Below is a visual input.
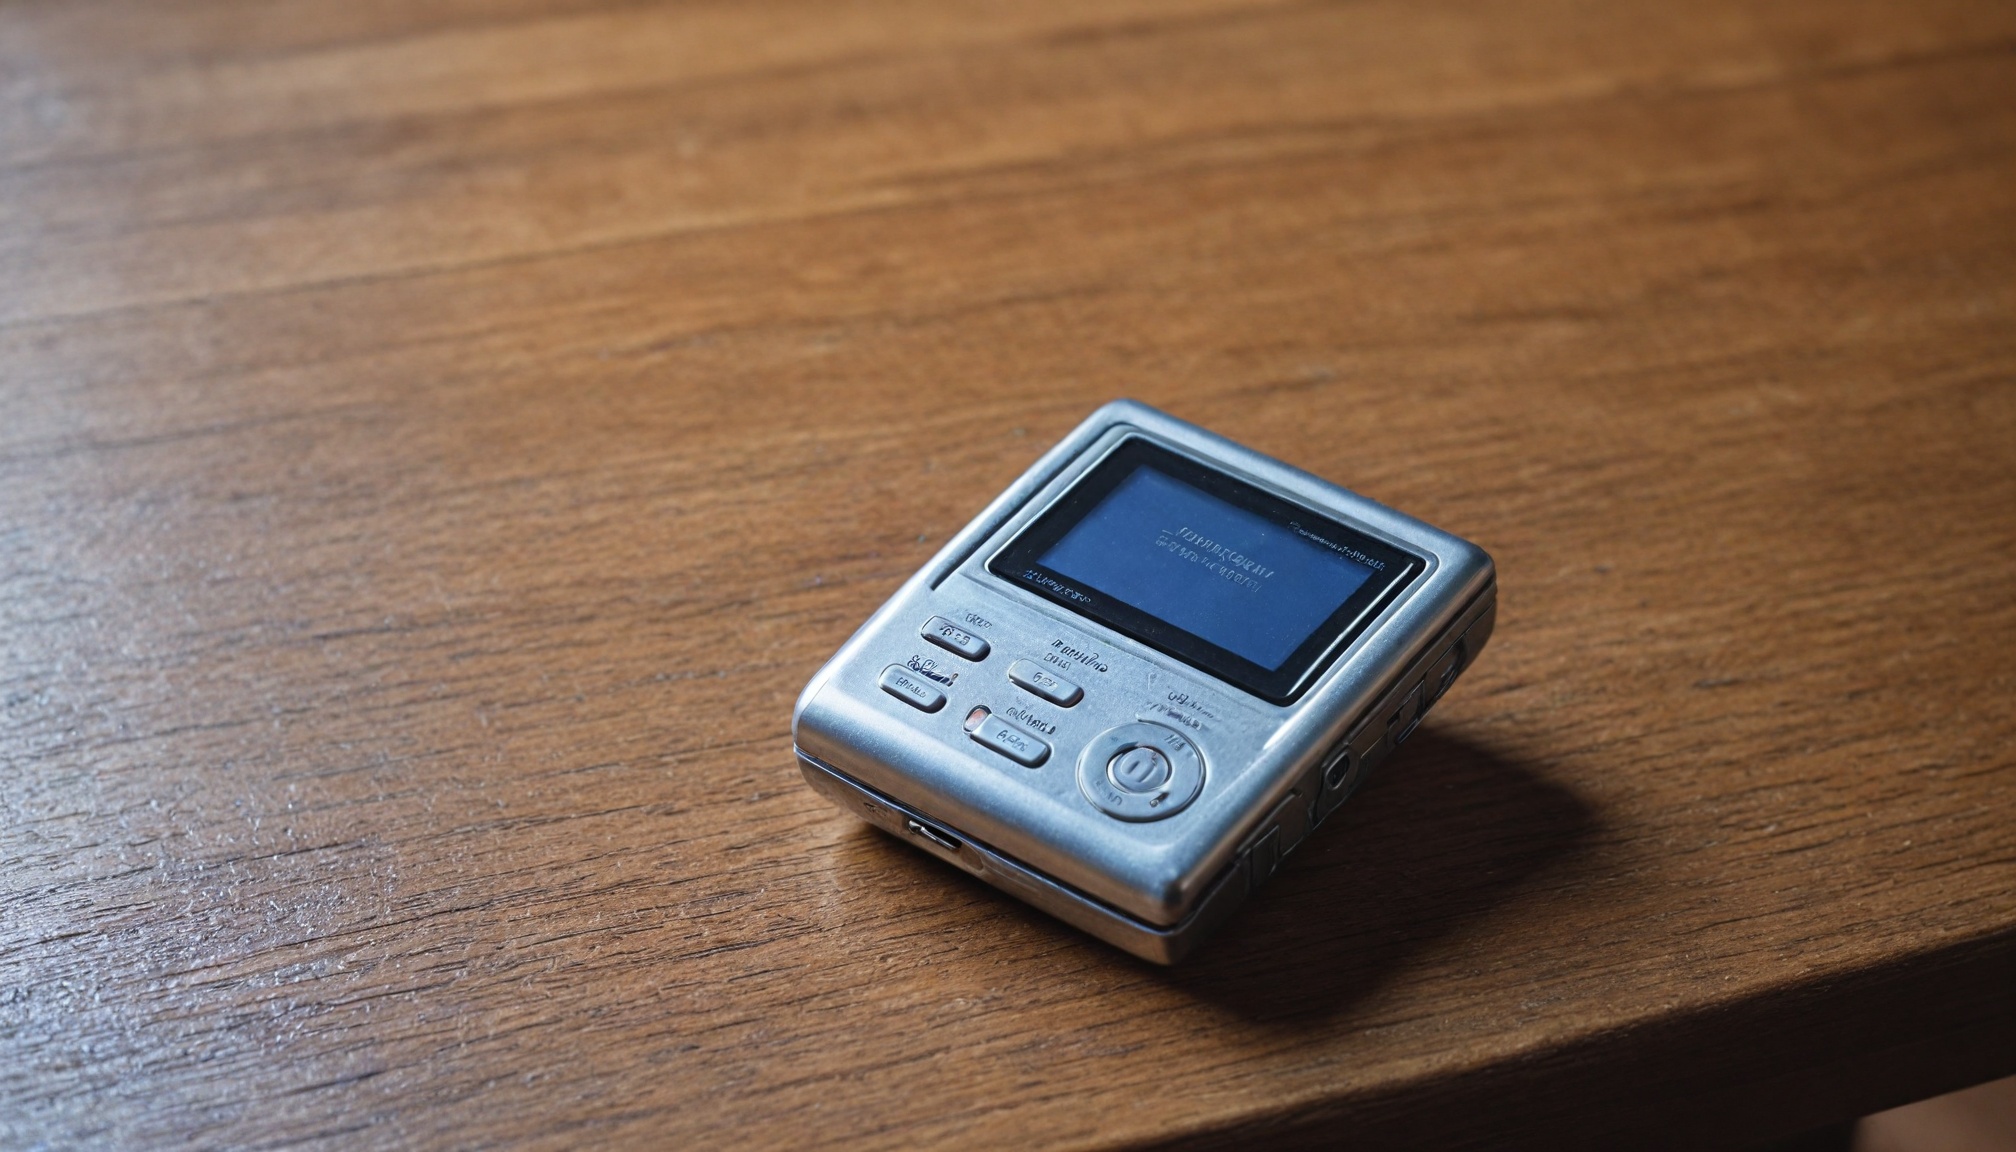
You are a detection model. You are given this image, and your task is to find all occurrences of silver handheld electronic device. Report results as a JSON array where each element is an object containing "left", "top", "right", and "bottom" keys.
[{"left": 793, "top": 401, "right": 1495, "bottom": 963}]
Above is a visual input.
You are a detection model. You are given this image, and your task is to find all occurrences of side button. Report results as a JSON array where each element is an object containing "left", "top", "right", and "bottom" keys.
[
  {"left": 1007, "top": 659, "right": 1083, "bottom": 707},
  {"left": 969, "top": 714, "right": 1049, "bottom": 767},
  {"left": 921, "top": 616, "right": 990, "bottom": 661},
  {"left": 1246, "top": 827, "right": 1282, "bottom": 895},
  {"left": 1424, "top": 641, "right": 1465, "bottom": 704},
  {"left": 878, "top": 665, "right": 947, "bottom": 713},
  {"left": 1388, "top": 683, "right": 1426, "bottom": 746}
]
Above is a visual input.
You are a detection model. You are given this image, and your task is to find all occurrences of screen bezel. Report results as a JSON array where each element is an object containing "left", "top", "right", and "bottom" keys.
[{"left": 987, "top": 436, "right": 1423, "bottom": 704}]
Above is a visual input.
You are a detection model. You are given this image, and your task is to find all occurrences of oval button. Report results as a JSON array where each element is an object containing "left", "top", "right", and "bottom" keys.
[
  {"left": 921, "top": 616, "right": 990, "bottom": 661},
  {"left": 1007, "top": 659, "right": 1083, "bottom": 707},
  {"left": 877, "top": 665, "right": 946, "bottom": 713},
  {"left": 970, "top": 714, "right": 1049, "bottom": 767}
]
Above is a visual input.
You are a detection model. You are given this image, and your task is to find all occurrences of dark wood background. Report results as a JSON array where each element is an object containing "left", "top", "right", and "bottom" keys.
[{"left": 3, "top": 1, "right": 2012, "bottom": 1147}]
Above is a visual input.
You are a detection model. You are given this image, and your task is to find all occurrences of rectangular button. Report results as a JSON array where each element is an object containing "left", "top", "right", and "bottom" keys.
[
  {"left": 921, "top": 616, "right": 990, "bottom": 661},
  {"left": 1266, "top": 789, "right": 1311, "bottom": 854},
  {"left": 1388, "top": 683, "right": 1425, "bottom": 745},
  {"left": 1007, "top": 659, "right": 1082, "bottom": 707},
  {"left": 1423, "top": 644, "right": 1463, "bottom": 704},
  {"left": 1246, "top": 828, "right": 1282, "bottom": 895},
  {"left": 969, "top": 714, "right": 1049, "bottom": 767},
  {"left": 878, "top": 665, "right": 946, "bottom": 713}
]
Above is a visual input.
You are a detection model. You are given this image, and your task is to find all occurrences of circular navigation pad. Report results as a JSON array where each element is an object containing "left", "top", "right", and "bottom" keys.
[{"left": 1078, "top": 722, "right": 1205, "bottom": 821}]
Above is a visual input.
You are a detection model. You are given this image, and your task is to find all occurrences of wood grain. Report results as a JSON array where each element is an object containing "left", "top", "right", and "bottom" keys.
[{"left": 2, "top": 0, "right": 2012, "bottom": 1147}]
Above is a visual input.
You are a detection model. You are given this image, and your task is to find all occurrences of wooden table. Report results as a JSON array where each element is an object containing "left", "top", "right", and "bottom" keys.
[{"left": 4, "top": 1, "right": 2012, "bottom": 1147}]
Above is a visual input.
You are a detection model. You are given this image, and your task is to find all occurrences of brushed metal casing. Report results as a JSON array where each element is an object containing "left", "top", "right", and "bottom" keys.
[{"left": 793, "top": 400, "right": 1496, "bottom": 963}]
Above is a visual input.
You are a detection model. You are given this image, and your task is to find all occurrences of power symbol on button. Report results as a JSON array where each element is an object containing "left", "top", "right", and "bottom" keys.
[
  {"left": 1108, "top": 746, "right": 1173, "bottom": 794},
  {"left": 1078, "top": 721, "right": 1204, "bottom": 822}
]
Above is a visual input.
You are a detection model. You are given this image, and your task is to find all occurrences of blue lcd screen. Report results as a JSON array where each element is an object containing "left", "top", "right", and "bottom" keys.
[{"left": 1036, "top": 466, "right": 1377, "bottom": 671}]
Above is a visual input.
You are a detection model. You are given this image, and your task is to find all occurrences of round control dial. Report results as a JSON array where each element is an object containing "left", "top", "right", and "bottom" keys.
[{"left": 1077, "top": 722, "right": 1205, "bottom": 821}]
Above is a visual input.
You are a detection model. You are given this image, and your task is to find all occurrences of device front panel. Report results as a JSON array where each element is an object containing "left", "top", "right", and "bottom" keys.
[
  {"left": 794, "top": 405, "right": 1492, "bottom": 929},
  {"left": 794, "top": 567, "right": 1285, "bottom": 923}
]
